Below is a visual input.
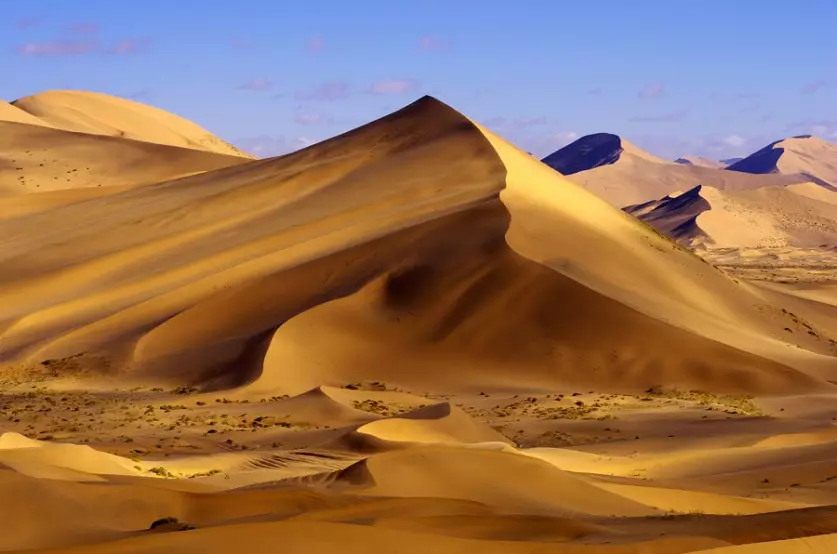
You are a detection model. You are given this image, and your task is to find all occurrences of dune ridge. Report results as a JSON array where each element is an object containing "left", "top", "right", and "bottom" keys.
[
  {"left": 12, "top": 90, "right": 254, "bottom": 158},
  {"left": 542, "top": 133, "right": 807, "bottom": 206}
]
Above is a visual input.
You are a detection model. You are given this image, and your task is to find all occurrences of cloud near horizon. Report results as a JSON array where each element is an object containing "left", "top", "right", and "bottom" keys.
[
  {"left": 295, "top": 81, "right": 350, "bottom": 101},
  {"left": 237, "top": 77, "right": 274, "bottom": 92},
  {"left": 801, "top": 80, "right": 827, "bottom": 94},
  {"left": 17, "top": 35, "right": 149, "bottom": 57},
  {"left": 234, "top": 135, "right": 314, "bottom": 157},
  {"left": 106, "top": 37, "right": 150, "bottom": 55},
  {"left": 419, "top": 36, "right": 451, "bottom": 51},
  {"left": 638, "top": 82, "right": 665, "bottom": 99},
  {"left": 367, "top": 78, "right": 421, "bottom": 95},
  {"left": 629, "top": 110, "right": 688, "bottom": 123},
  {"left": 306, "top": 37, "right": 325, "bottom": 52}
]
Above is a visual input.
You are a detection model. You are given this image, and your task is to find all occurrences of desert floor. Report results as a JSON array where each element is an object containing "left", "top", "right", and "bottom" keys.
[{"left": 3, "top": 268, "right": 837, "bottom": 554}]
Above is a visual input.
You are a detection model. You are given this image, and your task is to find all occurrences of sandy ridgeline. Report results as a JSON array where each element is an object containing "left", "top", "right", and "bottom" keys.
[{"left": 1, "top": 93, "right": 837, "bottom": 553}]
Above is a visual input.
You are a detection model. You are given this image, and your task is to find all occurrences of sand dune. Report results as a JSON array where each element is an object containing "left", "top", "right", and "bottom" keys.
[
  {"left": 12, "top": 90, "right": 254, "bottom": 158},
  {"left": 0, "top": 96, "right": 834, "bottom": 395},
  {"left": 625, "top": 183, "right": 837, "bottom": 250},
  {"left": 727, "top": 135, "right": 837, "bottom": 187},
  {"left": 2, "top": 94, "right": 837, "bottom": 553},
  {"left": 675, "top": 156, "right": 725, "bottom": 169},
  {"left": 542, "top": 133, "right": 806, "bottom": 206},
  {"left": 0, "top": 121, "right": 250, "bottom": 194}
]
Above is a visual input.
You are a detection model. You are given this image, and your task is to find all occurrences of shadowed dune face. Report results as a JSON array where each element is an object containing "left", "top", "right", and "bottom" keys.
[
  {"left": 541, "top": 133, "right": 625, "bottom": 175},
  {"left": 0, "top": 97, "right": 829, "bottom": 396}
]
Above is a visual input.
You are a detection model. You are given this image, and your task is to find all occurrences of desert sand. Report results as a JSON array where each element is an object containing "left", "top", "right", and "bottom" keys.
[
  {"left": 1, "top": 93, "right": 837, "bottom": 554},
  {"left": 542, "top": 133, "right": 810, "bottom": 206}
]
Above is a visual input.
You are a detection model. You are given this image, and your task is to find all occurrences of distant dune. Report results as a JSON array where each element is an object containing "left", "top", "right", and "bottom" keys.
[
  {"left": 541, "top": 132, "right": 665, "bottom": 176},
  {"left": 727, "top": 135, "right": 837, "bottom": 187},
  {"left": 542, "top": 133, "right": 806, "bottom": 206},
  {"left": 674, "top": 155, "right": 724, "bottom": 169},
  {"left": 11, "top": 90, "right": 254, "bottom": 158},
  {"left": 625, "top": 182, "right": 837, "bottom": 249}
]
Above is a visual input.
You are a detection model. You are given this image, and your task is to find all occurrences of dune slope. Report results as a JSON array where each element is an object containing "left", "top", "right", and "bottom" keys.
[{"left": 0, "top": 121, "right": 251, "bottom": 194}]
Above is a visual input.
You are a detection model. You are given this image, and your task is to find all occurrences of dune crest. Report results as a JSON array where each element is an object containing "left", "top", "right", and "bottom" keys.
[{"left": 12, "top": 90, "right": 254, "bottom": 158}]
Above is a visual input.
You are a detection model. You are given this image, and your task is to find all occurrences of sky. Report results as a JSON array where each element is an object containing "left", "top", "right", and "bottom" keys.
[{"left": 2, "top": 0, "right": 836, "bottom": 160}]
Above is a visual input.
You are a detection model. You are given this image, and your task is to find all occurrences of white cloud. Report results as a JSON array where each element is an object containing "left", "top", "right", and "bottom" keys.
[
  {"left": 722, "top": 134, "right": 746, "bottom": 147},
  {"left": 367, "top": 78, "right": 421, "bottom": 95}
]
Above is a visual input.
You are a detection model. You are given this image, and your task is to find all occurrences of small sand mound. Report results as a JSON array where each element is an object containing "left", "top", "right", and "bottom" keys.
[
  {"left": 356, "top": 402, "right": 512, "bottom": 445},
  {"left": 331, "top": 445, "right": 658, "bottom": 517}
]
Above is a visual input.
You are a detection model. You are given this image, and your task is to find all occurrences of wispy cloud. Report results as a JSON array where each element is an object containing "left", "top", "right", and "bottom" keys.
[
  {"left": 68, "top": 21, "right": 99, "bottom": 35},
  {"left": 801, "top": 80, "right": 827, "bottom": 94},
  {"left": 419, "top": 35, "right": 451, "bottom": 51},
  {"left": 122, "top": 89, "right": 152, "bottom": 101},
  {"left": 787, "top": 118, "right": 837, "bottom": 137},
  {"left": 106, "top": 37, "right": 150, "bottom": 55},
  {"left": 482, "top": 116, "right": 507, "bottom": 127},
  {"left": 638, "top": 82, "right": 665, "bottom": 99},
  {"left": 15, "top": 16, "right": 46, "bottom": 28},
  {"left": 306, "top": 37, "right": 325, "bottom": 52},
  {"left": 235, "top": 135, "right": 314, "bottom": 158},
  {"left": 294, "top": 113, "right": 324, "bottom": 125},
  {"left": 629, "top": 110, "right": 688, "bottom": 123},
  {"left": 17, "top": 40, "right": 98, "bottom": 56},
  {"left": 367, "top": 78, "right": 421, "bottom": 95},
  {"left": 295, "top": 81, "right": 350, "bottom": 101},
  {"left": 587, "top": 87, "right": 603, "bottom": 95},
  {"left": 229, "top": 37, "right": 256, "bottom": 50},
  {"left": 16, "top": 30, "right": 148, "bottom": 57},
  {"left": 512, "top": 116, "right": 548, "bottom": 127},
  {"left": 722, "top": 134, "right": 746, "bottom": 147},
  {"left": 237, "top": 77, "right": 274, "bottom": 92},
  {"left": 481, "top": 116, "right": 549, "bottom": 130}
]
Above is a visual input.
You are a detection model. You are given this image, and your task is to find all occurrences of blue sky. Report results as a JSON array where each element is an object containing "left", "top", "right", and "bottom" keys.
[{"left": 2, "top": 0, "right": 835, "bottom": 160}]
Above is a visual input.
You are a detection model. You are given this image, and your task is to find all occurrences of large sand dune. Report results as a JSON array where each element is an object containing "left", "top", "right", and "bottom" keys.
[
  {"left": 2, "top": 95, "right": 837, "bottom": 553},
  {"left": 0, "top": 97, "right": 833, "bottom": 394},
  {"left": 727, "top": 135, "right": 837, "bottom": 187},
  {"left": 542, "top": 134, "right": 807, "bottom": 206},
  {"left": 11, "top": 90, "right": 254, "bottom": 158}
]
